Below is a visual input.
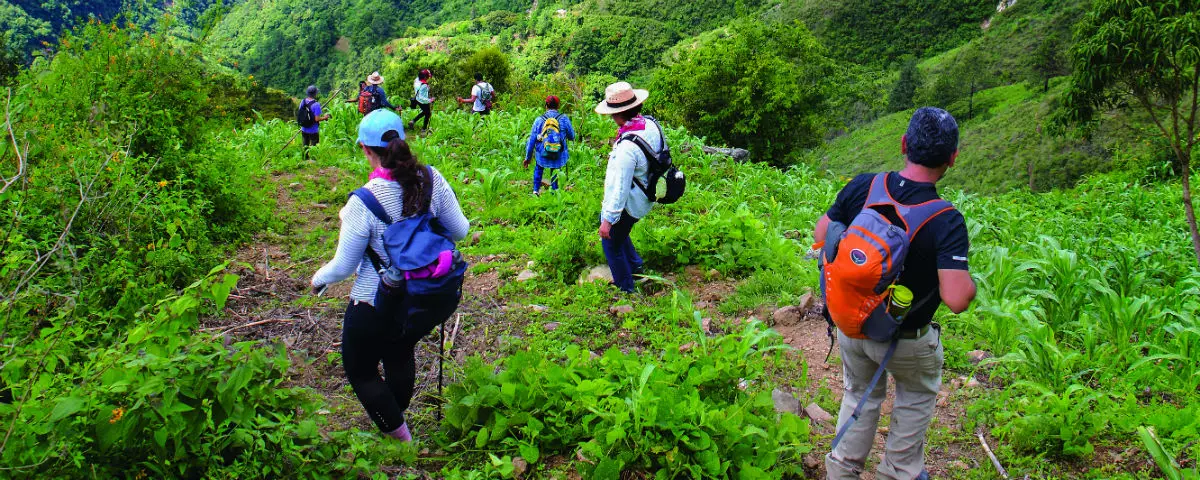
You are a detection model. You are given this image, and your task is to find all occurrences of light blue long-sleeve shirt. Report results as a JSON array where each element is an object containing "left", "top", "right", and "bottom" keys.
[
  {"left": 524, "top": 110, "right": 576, "bottom": 169},
  {"left": 601, "top": 118, "right": 662, "bottom": 224},
  {"left": 413, "top": 79, "right": 432, "bottom": 104}
]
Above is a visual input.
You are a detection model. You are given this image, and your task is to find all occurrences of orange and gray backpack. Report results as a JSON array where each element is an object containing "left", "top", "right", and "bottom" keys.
[
  {"left": 818, "top": 172, "right": 954, "bottom": 448},
  {"left": 358, "top": 85, "right": 382, "bottom": 115}
]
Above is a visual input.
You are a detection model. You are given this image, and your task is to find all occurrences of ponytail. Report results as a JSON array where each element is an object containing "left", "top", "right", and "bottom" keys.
[{"left": 369, "top": 132, "right": 426, "bottom": 216}]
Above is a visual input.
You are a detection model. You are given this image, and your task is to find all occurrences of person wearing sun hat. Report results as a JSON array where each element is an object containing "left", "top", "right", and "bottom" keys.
[
  {"left": 594, "top": 81, "right": 660, "bottom": 293},
  {"left": 359, "top": 71, "right": 399, "bottom": 114},
  {"left": 312, "top": 108, "right": 468, "bottom": 443}
]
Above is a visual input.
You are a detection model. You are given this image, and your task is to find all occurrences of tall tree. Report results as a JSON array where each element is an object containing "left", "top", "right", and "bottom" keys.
[
  {"left": 888, "top": 57, "right": 922, "bottom": 112},
  {"left": 1030, "top": 33, "right": 1065, "bottom": 93},
  {"left": 1064, "top": 0, "right": 1200, "bottom": 264},
  {"left": 650, "top": 19, "right": 837, "bottom": 164}
]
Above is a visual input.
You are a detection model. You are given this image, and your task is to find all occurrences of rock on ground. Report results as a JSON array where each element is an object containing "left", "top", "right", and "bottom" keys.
[
  {"left": 579, "top": 265, "right": 613, "bottom": 285},
  {"left": 968, "top": 349, "right": 993, "bottom": 365},
  {"left": 609, "top": 304, "right": 634, "bottom": 316},
  {"left": 773, "top": 305, "right": 805, "bottom": 326},
  {"left": 772, "top": 389, "right": 801, "bottom": 415},
  {"left": 805, "top": 402, "right": 835, "bottom": 426},
  {"left": 515, "top": 269, "right": 538, "bottom": 282}
]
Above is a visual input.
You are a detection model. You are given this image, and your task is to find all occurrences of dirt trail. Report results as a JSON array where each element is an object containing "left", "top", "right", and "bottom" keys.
[
  {"left": 200, "top": 170, "right": 987, "bottom": 477},
  {"left": 197, "top": 170, "right": 529, "bottom": 444}
]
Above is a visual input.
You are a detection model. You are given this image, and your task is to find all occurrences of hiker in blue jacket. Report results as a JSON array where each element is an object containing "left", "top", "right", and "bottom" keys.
[{"left": 523, "top": 95, "right": 576, "bottom": 195}]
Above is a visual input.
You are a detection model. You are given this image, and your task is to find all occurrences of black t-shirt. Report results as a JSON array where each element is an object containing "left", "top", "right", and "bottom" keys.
[{"left": 826, "top": 172, "right": 970, "bottom": 328}]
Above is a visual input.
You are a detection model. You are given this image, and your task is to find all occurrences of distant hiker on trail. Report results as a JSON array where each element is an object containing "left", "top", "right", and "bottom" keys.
[
  {"left": 408, "top": 69, "right": 436, "bottom": 132},
  {"left": 297, "top": 85, "right": 330, "bottom": 159},
  {"left": 456, "top": 73, "right": 494, "bottom": 115},
  {"left": 595, "top": 81, "right": 659, "bottom": 293},
  {"left": 814, "top": 107, "right": 976, "bottom": 480},
  {"left": 310, "top": 109, "right": 469, "bottom": 442},
  {"left": 359, "top": 71, "right": 399, "bottom": 115},
  {"left": 523, "top": 95, "right": 576, "bottom": 195}
]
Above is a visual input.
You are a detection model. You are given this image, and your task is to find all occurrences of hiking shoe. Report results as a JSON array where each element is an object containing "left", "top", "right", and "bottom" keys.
[{"left": 916, "top": 470, "right": 930, "bottom": 480}]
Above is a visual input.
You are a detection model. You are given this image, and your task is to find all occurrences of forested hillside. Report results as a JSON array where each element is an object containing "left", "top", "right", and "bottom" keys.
[{"left": 3, "top": 0, "right": 1200, "bottom": 478}]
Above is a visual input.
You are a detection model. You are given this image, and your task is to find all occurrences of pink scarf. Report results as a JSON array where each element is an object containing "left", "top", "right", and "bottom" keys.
[
  {"left": 369, "top": 167, "right": 394, "bottom": 181},
  {"left": 614, "top": 115, "right": 646, "bottom": 143}
]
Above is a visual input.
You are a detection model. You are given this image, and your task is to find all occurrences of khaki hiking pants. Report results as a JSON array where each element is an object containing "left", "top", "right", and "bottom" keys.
[{"left": 825, "top": 326, "right": 943, "bottom": 480}]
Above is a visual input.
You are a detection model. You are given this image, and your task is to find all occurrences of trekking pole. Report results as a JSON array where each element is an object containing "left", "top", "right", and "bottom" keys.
[
  {"left": 261, "top": 85, "right": 346, "bottom": 170},
  {"left": 437, "top": 321, "right": 445, "bottom": 421}
]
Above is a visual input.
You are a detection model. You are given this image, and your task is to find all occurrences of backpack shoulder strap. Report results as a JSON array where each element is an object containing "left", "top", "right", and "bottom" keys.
[
  {"left": 348, "top": 187, "right": 390, "bottom": 272},
  {"left": 421, "top": 166, "right": 436, "bottom": 214},
  {"left": 349, "top": 187, "right": 393, "bottom": 224},
  {"left": 644, "top": 116, "right": 669, "bottom": 152},
  {"left": 864, "top": 172, "right": 892, "bottom": 207},
  {"left": 618, "top": 134, "right": 658, "bottom": 199},
  {"left": 832, "top": 337, "right": 898, "bottom": 450},
  {"left": 619, "top": 133, "right": 658, "bottom": 160}
]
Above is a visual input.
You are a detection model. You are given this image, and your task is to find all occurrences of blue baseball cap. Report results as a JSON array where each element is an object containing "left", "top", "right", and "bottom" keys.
[
  {"left": 357, "top": 109, "right": 406, "bottom": 148},
  {"left": 905, "top": 107, "right": 958, "bottom": 168}
]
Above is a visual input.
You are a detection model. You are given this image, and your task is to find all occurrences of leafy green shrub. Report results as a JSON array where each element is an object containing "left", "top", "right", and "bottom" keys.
[
  {"left": 638, "top": 204, "right": 799, "bottom": 275},
  {"left": 564, "top": 16, "right": 679, "bottom": 78},
  {"left": 0, "top": 268, "right": 386, "bottom": 477},
  {"left": 439, "top": 318, "right": 812, "bottom": 478},
  {"left": 982, "top": 384, "right": 1113, "bottom": 458},
  {"left": 650, "top": 19, "right": 837, "bottom": 165}
]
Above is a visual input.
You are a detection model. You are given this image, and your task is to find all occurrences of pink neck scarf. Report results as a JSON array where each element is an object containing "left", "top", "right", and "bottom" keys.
[
  {"left": 616, "top": 114, "right": 646, "bottom": 138},
  {"left": 369, "top": 167, "right": 394, "bottom": 181}
]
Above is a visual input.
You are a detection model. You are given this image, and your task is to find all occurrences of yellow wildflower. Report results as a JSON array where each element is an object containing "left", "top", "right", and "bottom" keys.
[{"left": 157, "top": 180, "right": 169, "bottom": 187}]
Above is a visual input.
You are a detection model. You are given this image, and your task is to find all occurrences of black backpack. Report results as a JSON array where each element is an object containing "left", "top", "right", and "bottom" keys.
[
  {"left": 296, "top": 99, "right": 317, "bottom": 128},
  {"left": 618, "top": 117, "right": 686, "bottom": 204}
]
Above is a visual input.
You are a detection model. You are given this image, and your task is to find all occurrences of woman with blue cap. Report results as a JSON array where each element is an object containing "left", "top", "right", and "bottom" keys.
[{"left": 311, "top": 109, "right": 470, "bottom": 441}]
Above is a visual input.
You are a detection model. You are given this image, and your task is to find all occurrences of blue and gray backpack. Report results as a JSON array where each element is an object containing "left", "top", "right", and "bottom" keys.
[{"left": 349, "top": 166, "right": 467, "bottom": 302}]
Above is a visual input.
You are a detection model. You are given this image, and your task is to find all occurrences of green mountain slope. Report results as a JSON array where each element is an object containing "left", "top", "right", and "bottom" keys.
[{"left": 811, "top": 81, "right": 1167, "bottom": 193}]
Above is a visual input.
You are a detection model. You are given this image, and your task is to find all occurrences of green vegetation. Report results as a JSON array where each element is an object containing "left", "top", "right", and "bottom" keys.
[
  {"left": 651, "top": 19, "right": 837, "bottom": 164},
  {"left": 1061, "top": 0, "right": 1200, "bottom": 264},
  {"left": 3, "top": 0, "right": 1200, "bottom": 478},
  {"left": 777, "top": 0, "right": 995, "bottom": 65}
]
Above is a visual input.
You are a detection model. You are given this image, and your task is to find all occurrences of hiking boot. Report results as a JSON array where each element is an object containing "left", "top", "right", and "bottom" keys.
[{"left": 916, "top": 470, "right": 931, "bottom": 480}]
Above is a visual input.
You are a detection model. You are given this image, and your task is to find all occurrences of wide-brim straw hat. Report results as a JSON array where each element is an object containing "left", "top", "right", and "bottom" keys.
[
  {"left": 595, "top": 81, "right": 649, "bottom": 115},
  {"left": 367, "top": 71, "right": 385, "bottom": 85}
]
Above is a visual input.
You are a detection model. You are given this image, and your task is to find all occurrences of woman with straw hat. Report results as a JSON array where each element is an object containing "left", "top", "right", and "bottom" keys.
[{"left": 594, "top": 81, "right": 662, "bottom": 293}]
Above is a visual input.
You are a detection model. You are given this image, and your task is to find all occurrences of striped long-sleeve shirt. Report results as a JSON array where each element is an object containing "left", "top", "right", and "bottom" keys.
[{"left": 311, "top": 167, "right": 469, "bottom": 305}]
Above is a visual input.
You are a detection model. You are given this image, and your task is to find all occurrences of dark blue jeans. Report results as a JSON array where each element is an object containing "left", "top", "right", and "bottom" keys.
[
  {"left": 341, "top": 285, "right": 461, "bottom": 432},
  {"left": 602, "top": 212, "right": 643, "bottom": 293},
  {"left": 533, "top": 165, "right": 559, "bottom": 192}
]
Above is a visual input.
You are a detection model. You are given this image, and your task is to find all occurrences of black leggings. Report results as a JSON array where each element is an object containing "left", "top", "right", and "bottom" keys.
[
  {"left": 411, "top": 103, "right": 432, "bottom": 130},
  {"left": 341, "top": 288, "right": 460, "bottom": 432}
]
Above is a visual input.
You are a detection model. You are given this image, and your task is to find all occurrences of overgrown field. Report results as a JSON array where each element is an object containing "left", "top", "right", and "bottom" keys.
[{"left": 2, "top": 24, "right": 1199, "bottom": 478}]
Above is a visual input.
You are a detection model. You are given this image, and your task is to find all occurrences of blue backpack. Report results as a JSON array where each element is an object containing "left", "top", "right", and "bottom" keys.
[
  {"left": 349, "top": 166, "right": 467, "bottom": 300},
  {"left": 537, "top": 113, "right": 565, "bottom": 159}
]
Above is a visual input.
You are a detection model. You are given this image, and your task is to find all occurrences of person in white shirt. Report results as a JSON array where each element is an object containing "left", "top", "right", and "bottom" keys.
[
  {"left": 408, "top": 69, "right": 435, "bottom": 132},
  {"left": 456, "top": 73, "right": 494, "bottom": 115},
  {"left": 594, "top": 81, "right": 660, "bottom": 293}
]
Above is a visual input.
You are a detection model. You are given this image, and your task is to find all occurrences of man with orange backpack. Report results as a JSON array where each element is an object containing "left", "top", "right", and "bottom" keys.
[
  {"left": 814, "top": 107, "right": 976, "bottom": 480},
  {"left": 359, "top": 72, "right": 399, "bottom": 115}
]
